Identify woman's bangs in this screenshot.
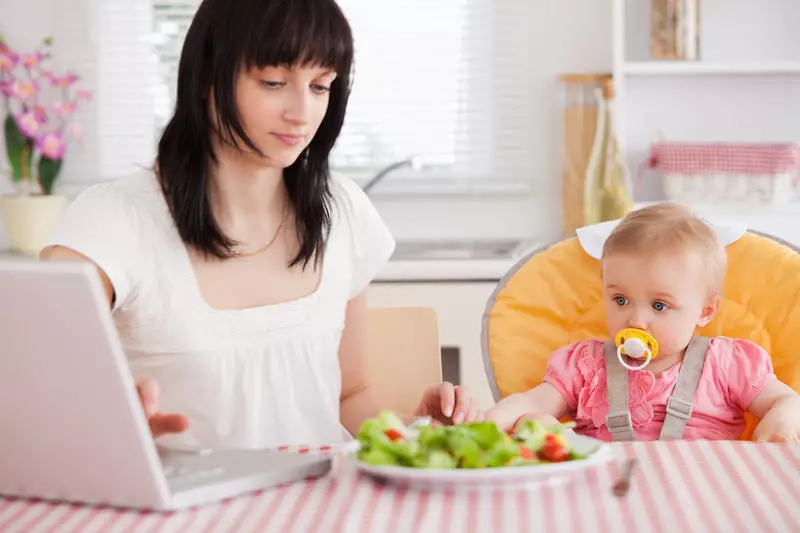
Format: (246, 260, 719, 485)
(245, 0, 353, 75)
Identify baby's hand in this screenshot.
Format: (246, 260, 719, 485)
(483, 405, 518, 429)
(753, 418, 799, 444)
(752, 397, 800, 444)
(511, 413, 561, 430)
(485, 384, 568, 430)
(485, 409, 560, 431)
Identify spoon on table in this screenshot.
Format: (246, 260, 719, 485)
(612, 458, 637, 497)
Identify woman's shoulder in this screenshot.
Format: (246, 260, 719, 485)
(54, 169, 162, 241)
(327, 171, 395, 297)
(328, 171, 372, 221)
(48, 169, 163, 310)
(327, 170, 390, 235)
(71, 168, 160, 210)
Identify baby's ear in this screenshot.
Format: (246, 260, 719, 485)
(697, 293, 722, 327)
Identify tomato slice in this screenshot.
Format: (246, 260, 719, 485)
(384, 429, 404, 441)
(537, 434, 569, 462)
(518, 444, 535, 460)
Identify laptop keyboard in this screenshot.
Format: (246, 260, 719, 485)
(158, 446, 227, 484)
(163, 464, 226, 483)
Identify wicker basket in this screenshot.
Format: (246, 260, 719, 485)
(644, 142, 800, 205)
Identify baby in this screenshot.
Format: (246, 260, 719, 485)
(486, 203, 800, 443)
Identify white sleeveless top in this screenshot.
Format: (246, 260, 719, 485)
(49, 170, 395, 449)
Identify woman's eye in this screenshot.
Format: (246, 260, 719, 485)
(261, 80, 285, 89)
(311, 84, 331, 94)
(652, 301, 669, 312)
(614, 296, 628, 306)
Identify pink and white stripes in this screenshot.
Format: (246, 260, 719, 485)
(0, 441, 797, 533)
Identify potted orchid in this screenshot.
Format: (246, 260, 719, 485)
(0, 35, 92, 254)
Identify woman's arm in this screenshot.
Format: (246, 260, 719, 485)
(338, 291, 383, 436)
(40, 245, 189, 437)
(338, 291, 480, 436)
(41, 245, 116, 306)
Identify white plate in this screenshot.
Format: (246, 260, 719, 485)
(349, 430, 613, 489)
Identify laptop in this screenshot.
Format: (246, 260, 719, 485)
(0, 258, 332, 510)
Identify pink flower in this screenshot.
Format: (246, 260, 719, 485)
(53, 73, 78, 87)
(76, 89, 92, 101)
(31, 105, 48, 124)
(0, 51, 19, 71)
(11, 80, 38, 101)
(52, 100, 77, 117)
(16, 111, 44, 138)
(21, 52, 44, 68)
(0, 81, 12, 97)
(36, 131, 66, 159)
(40, 70, 57, 84)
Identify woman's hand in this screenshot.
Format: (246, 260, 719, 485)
(136, 378, 191, 437)
(412, 383, 483, 425)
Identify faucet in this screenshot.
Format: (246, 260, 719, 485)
(361, 156, 422, 194)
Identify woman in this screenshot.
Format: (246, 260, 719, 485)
(41, 0, 480, 449)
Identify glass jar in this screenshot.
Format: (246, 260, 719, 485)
(559, 74, 610, 235)
(651, 0, 701, 61)
(583, 79, 633, 226)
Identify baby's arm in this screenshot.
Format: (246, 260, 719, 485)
(749, 379, 800, 444)
(485, 383, 568, 430)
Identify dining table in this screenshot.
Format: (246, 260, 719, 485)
(0, 440, 797, 533)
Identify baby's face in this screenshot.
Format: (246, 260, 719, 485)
(601, 251, 718, 358)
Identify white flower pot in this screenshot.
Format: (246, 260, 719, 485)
(0, 194, 68, 256)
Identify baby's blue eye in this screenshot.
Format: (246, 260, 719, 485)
(652, 301, 668, 312)
(614, 296, 628, 306)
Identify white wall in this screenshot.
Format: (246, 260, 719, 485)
(0, 0, 612, 249)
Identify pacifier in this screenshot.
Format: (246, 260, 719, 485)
(614, 328, 659, 371)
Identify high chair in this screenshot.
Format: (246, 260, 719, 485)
(481, 226, 800, 440)
(365, 306, 442, 416)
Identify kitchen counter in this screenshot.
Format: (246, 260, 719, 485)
(376, 257, 519, 282)
(376, 238, 544, 282)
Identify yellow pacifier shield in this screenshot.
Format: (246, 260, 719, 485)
(614, 328, 659, 359)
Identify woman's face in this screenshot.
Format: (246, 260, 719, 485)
(227, 64, 337, 168)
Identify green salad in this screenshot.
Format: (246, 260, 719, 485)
(355, 411, 596, 469)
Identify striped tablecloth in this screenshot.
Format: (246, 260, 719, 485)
(0, 441, 797, 533)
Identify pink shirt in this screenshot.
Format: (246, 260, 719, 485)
(542, 337, 776, 441)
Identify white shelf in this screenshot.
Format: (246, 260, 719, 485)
(624, 61, 800, 76)
(634, 201, 800, 216)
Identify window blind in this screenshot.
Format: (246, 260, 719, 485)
(145, 0, 538, 188)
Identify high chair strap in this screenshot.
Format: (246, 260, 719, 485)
(604, 340, 636, 441)
(604, 336, 712, 442)
(659, 336, 711, 441)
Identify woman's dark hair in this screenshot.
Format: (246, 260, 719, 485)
(156, 0, 354, 267)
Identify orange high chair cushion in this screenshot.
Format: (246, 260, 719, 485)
(482, 231, 800, 440)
